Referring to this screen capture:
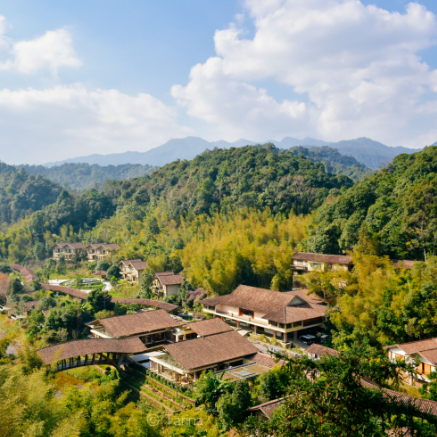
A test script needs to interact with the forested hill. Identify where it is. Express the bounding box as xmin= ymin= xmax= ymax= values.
xmin=0 ymin=162 xmax=62 ymax=229
xmin=306 ymin=146 xmax=437 ymax=260
xmin=101 ymin=144 xmax=354 ymax=220
xmin=17 ymin=162 xmax=158 ymax=192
